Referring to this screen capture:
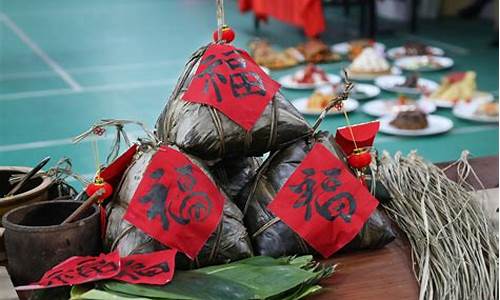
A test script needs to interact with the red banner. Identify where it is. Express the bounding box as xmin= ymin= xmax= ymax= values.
xmin=124 ymin=146 xmax=225 ymax=259
xmin=17 ymin=250 xmax=177 ymax=290
xmin=115 ymin=249 xmax=176 ymax=285
xmin=182 ymin=44 xmax=280 ymax=131
xmin=100 ymin=144 xmax=138 ymax=187
xmin=268 ymin=143 xmax=379 ymax=258
xmin=28 ymin=252 xmax=121 ymax=288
